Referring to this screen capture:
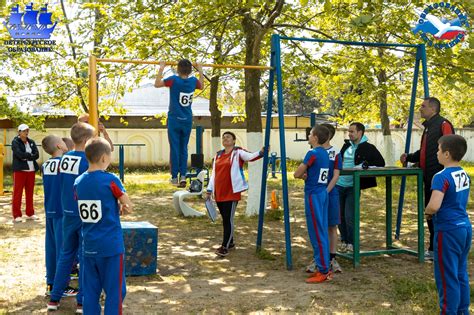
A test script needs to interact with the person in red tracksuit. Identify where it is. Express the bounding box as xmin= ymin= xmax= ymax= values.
xmin=400 ymin=97 xmax=454 ymax=260
xmin=206 ymin=131 xmax=265 ymax=258
xmin=11 ymin=124 xmax=40 ymax=223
